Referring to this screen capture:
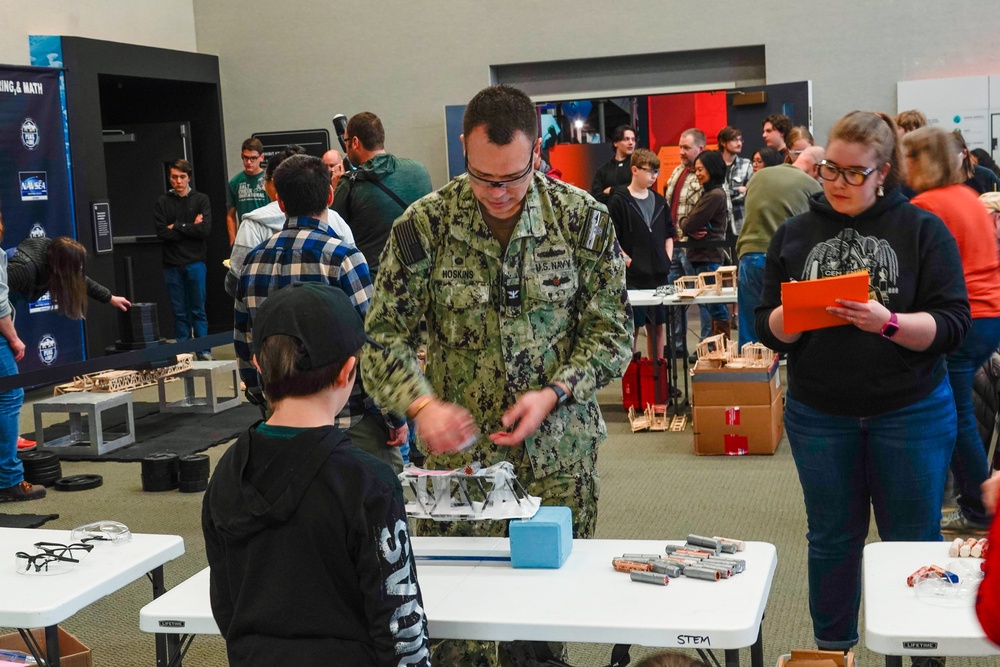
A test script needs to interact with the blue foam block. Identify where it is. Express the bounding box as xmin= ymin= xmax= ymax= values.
xmin=509 ymin=506 xmax=573 ymax=568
